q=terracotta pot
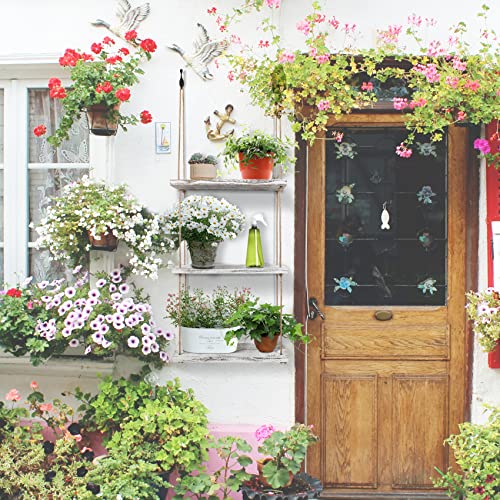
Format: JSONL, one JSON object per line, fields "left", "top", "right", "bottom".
{"left": 488, "top": 340, "right": 500, "bottom": 369}
{"left": 190, "top": 162, "right": 217, "bottom": 180}
{"left": 88, "top": 231, "right": 118, "bottom": 251}
{"left": 257, "top": 458, "right": 293, "bottom": 488}
{"left": 254, "top": 334, "right": 280, "bottom": 353}
{"left": 188, "top": 240, "right": 219, "bottom": 269}
{"left": 238, "top": 153, "right": 274, "bottom": 180}
{"left": 86, "top": 103, "right": 120, "bottom": 136}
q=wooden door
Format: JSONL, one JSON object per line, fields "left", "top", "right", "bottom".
{"left": 306, "top": 115, "right": 471, "bottom": 498}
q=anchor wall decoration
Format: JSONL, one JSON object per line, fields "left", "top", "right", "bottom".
{"left": 204, "top": 104, "right": 235, "bottom": 142}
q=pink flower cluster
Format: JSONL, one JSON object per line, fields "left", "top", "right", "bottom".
{"left": 296, "top": 19, "right": 312, "bottom": 35}
{"left": 378, "top": 25, "right": 402, "bottom": 44}
{"left": 452, "top": 57, "right": 467, "bottom": 71}
{"left": 396, "top": 143, "right": 413, "bottom": 158}
{"left": 317, "top": 99, "right": 331, "bottom": 111}
{"left": 413, "top": 63, "right": 441, "bottom": 83}
{"left": 265, "top": 0, "right": 280, "bottom": 8}
{"left": 393, "top": 98, "right": 408, "bottom": 110}
{"left": 474, "top": 138, "right": 491, "bottom": 155}
{"left": 255, "top": 424, "right": 276, "bottom": 441}
{"left": 278, "top": 51, "right": 295, "bottom": 63}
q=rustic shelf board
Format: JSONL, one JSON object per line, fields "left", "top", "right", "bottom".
{"left": 170, "top": 179, "right": 287, "bottom": 191}
{"left": 172, "top": 342, "right": 289, "bottom": 364}
{"left": 172, "top": 264, "right": 288, "bottom": 275}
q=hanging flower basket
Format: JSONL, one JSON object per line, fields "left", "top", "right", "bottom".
{"left": 86, "top": 104, "right": 120, "bottom": 137}
{"left": 87, "top": 230, "right": 118, "bottom": 251}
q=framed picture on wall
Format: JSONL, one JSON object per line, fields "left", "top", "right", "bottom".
{"left": 155, "top": 122, "right": 171, "bottom": 154}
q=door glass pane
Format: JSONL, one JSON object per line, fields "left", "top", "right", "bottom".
{"left": 325, "top": 127, "right": 447, "bottom": 306}
{"left": 28, "top": 88, "right": 89, "bottom": 164}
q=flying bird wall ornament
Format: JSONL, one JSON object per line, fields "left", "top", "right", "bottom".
{"left": 91, "top": 0, "right": 151, "bottom": 42}
{"left": 168, "top": 23, "right": 229, "bottom": 81}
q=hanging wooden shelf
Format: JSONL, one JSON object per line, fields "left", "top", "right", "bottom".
{"left": 170, "top": 179, "right": 287, "bottom": 192}
{"left": 171, "top": 264, "right": 288, "bottom": 275}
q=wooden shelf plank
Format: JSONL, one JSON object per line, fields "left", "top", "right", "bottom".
{"left": 171, "top": 264, "right": 288, "bottom": 275}
{"left": 172, "top": 343, "right": 288, "bottom": 364}
{"left": 170, "top": 179, "right": 287, "bottom": 191}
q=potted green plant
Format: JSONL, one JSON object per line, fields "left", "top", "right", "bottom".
{"left": 33, "top": 32, "right": 156, "bottom": 145}
{"left": 239, "top": 424, "right": 322, "bottom": 500}
{"left": 34, "top": 175, "right": 174, "bottom": 279}
{"left": 164, "top": 195, "right": 245, "bottom": 268}
{"left": 223, "top": 131, "right": 295, "bottom": 180}
{"left": 225, "top": 300, "right": 309, "bottom": 353}
{"left": 188, "top": 153, "right": 219, "bottom": 180}
{"left": 466, "top": 288, "right": 500, "bottom": 368}
{"left": 165, "top": 287, "right": 252, "bottom": 354}
{"left": 0, "top": 268, "right": 173, "bottom": 367}
{"left": 77, "top": 373, "right": 211, "bottom": 498}
{"left": 434, "top": 405, "right": 499, "bottom": 499}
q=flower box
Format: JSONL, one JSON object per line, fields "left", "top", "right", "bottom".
{"left": 181, "top": 327, "right": 238, "bottom": 354}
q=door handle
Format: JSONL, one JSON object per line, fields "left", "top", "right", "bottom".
{"left": 308, "top": 297, "right": 325, "bottom": 320}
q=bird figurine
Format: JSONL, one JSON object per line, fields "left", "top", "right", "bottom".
{"left": 380, "top": 202, "right": 390, "bottom": 230}
{"left": 168, "top": 23, "right": 229, "bottom": 81}
{"left": 91, "top": 0, "right": 150, "bottom": 42}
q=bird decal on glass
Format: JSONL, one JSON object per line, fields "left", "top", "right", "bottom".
{"left": 168, "top": 23, "right": 229, "bottom": 81}
{"left": 91, "top": 0, "right": 150, "bottom": 43}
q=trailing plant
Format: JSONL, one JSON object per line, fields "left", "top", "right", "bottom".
{"left": 164, "top": 195, "right": 245, "bottom": 244}
{"left": 33, "top": 31, "right": 156, "bottom": 146}
{"left": 216, "top": 1, "right": 500, "bottom": 163}
{"left": 173, "top": 436, "right": 253, "bottom": 500}
{"left": 434, "top": 405, "right": 500, "bottom": 499}
{"left": 466, "top": 288, "right": 500, "bottom": 352}
{"left": 34, "top": 175, "right": 175, "bottom": 279}
{"left": 189, "top": 153, "right": 219, "bottom": 165}
{"left": 77, "top": 374, "right": 210, "bottom": 475}
{"left": 165, "top": 286, "right": 253, "bottom": 328}
{"left": 0, "top": 268, "right": 172, "bottom": 367}
{"left": 222, "top": 130, "right": 295, "bottom": 172}
{"left": 255, "top": 423, "right": 319, "bottom": 489}
{"left": 225, "top": 300, "right": 309, "bottom": 344}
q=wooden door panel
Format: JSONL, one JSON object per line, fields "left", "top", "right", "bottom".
{"left": 322, "top": 324, "right": 449, "bottom": 359}
{"left": 322, "top": 374, "right": 378, "bottom": 488}
{"left": 391, "top": 375, "right": 449, "bottom": 489}
{"left": 306, "top": 118, "right": 470, "bottom": 496}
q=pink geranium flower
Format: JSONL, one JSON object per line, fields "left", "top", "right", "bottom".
{"left": 255, "top": 424, "right": 275, "bottom": 440}
{"left": 5, "top": 389, "right": 21, "bottom": 402}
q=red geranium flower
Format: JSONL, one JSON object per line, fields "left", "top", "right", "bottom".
{"left": 140, "top": 110, "right": 153, "bottom": 124}
{"left": 59, "top": 48, "right": 82, "bottom": 67}
{"left": 49, "top": 86, "right": 67, "bottom": 99}
{"left": 91, "top": 43, "right": 102, "bottom": 54}
{"left": 119, "top": 47, "right": 130, "bottom": 56}
{"left": 124, "top": 30, "right": 137, "bottom": 41}
{"left": 103, "top": 36, "right": 115, "bottom": 45}
{"left": 101, "top": 81, "right": 113, "bottom": 93}
{"left": 33, "top": 124, "right": 47, "bottom": 137}
{"left": 140, "top": 38, "right": 157, "bottom": 53}
{"left": 106, "top": 55, "right": 123, "bottom": 65}
{"left": 81, "top": 53, "right": 94, "bottom": 61}
{"left": 6, "top": 288, "right": 22, "bottom": 298}
{"left": 115, "top": 88, "right": 131, "bottom": 102}
{"left": 48, "top": 77, "right": 61, "bottom": 89}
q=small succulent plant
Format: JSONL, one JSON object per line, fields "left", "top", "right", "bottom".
{"left": 188, "top": 153, "right": 218, "bottom": 165}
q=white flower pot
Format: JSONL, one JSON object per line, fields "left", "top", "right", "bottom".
{"left": 181, "top": 327, "right": 238, "bottom": 353}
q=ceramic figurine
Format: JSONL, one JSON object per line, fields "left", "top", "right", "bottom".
{"left": 246, "top": 214, "right": 267, "bottom": 268}
{"left": 380, "top": 202, "right": 390, "bottom": 230}
{"left": 334, "top": 276, "right": 358, "bottom": 294}
{"left": 417, "top": 185, "right": 436, "bottom": 205}
{"left": 168, "top": 23, "right": 229, "bottom": 81}
{"left": 336, "top": 184, "right": 355, "bottom": 204}
{"left": 91, "top": 0, "right": 150, "bottom": 42}
{"left": 204, "top": 104, "right": 235, "bottom": 141}
{"left": 418, "top": 277, "right": 438, "bottom": 295}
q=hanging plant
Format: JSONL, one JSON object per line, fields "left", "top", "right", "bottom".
{"left": 218, "top": 1, "right": 500, "bottom": 164}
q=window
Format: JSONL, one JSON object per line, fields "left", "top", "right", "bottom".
{"left": 1, "top": 80, "right": 89, "bottom": 284}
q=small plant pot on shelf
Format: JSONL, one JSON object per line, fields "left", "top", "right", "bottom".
{"left": 88, "top": 231, "right": 118, "bottom": 251}
{"left": 254, "top": 334, "right": 280, "bottom": 353}
{"left": 488, "top": 341, "right": 500, "bottom": 369}
{"left": 187, "top": 241, "right": 219, "bottom": 269}
{"left": 190, "top": 163, "right": 217, "bottom": 180}
{"left": 239, "top": 154, "right": 274, "bottom": 180}
{"left": 86, "top": 104, "right": 120, "bottom": 136}
{"left": 181, "top": 327, "right": 238, "bottom": 354}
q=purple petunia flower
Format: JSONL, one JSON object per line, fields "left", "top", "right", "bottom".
{"left": 105, "top": 314, "right": 113, "bottom": 323}
{"left": 38, "top": 280, "right": 49, "bottom": 290}
{"left": 142, "top": 336, "right": 152, "bottom": 346}
{"left": 96, "top": 279, "right": 107, "bottom": 288}
{"left": 142, "top": 345, "right": 151, "bottom": 355}
{"left": 127, "top": 336, "right": 139, "bottom": 348}
{"left": 150, "top": 342, "right": 159, "bottom": 353}
{"left": 119, "top": 284, "right": 129, "bottom": 294}
{"left": 87, "top": 298, "right": 98, "bottom": 307}
{"left": 69, "top": 339, "right": 80, "bottom": 348}
{"left": 90, "top": 320, "right": 102, "bottom": 330}
{"left": 92, "top": 332, "right": 104, "bottom": 344}
{"left": 41, "top": 295, "right": 51, "bottom": 303}
{"left": 109, "top": 284, "right": 117, "bottom": 293}
{"left": 111, "top": 293, "right": 122, "bottom": 302}
{"left": 159, "top": 351, "right": 170, "bottom": 363}
{"left": 99, "top": 324, "right": 110, "bottom": 334}
{"left": 65, "top": 287, "right": 76, "bottom": 298}
{"left": 88, "top": 289, "right": 100, "bottom": 299}
{"left": 84, "top": 346, "right": 92, "bottom": 355}
{"left": 111, "top": 269, "right": 122, "bottom": 279}
{"left": 164, "top": 331, "right": 175, "bottom": 340}
{"left": 101, "top": 339, "right": 112, "bottom": 349}
{"left": 141, "top": 324, "right": 151, "bottom": 335}
{"left": 61, "top": 328, "right": 73, "bottom": 338}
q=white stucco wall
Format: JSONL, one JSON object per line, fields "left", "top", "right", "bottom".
{"left": 0, "top": 0, "right": 498, "bottom": 426}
